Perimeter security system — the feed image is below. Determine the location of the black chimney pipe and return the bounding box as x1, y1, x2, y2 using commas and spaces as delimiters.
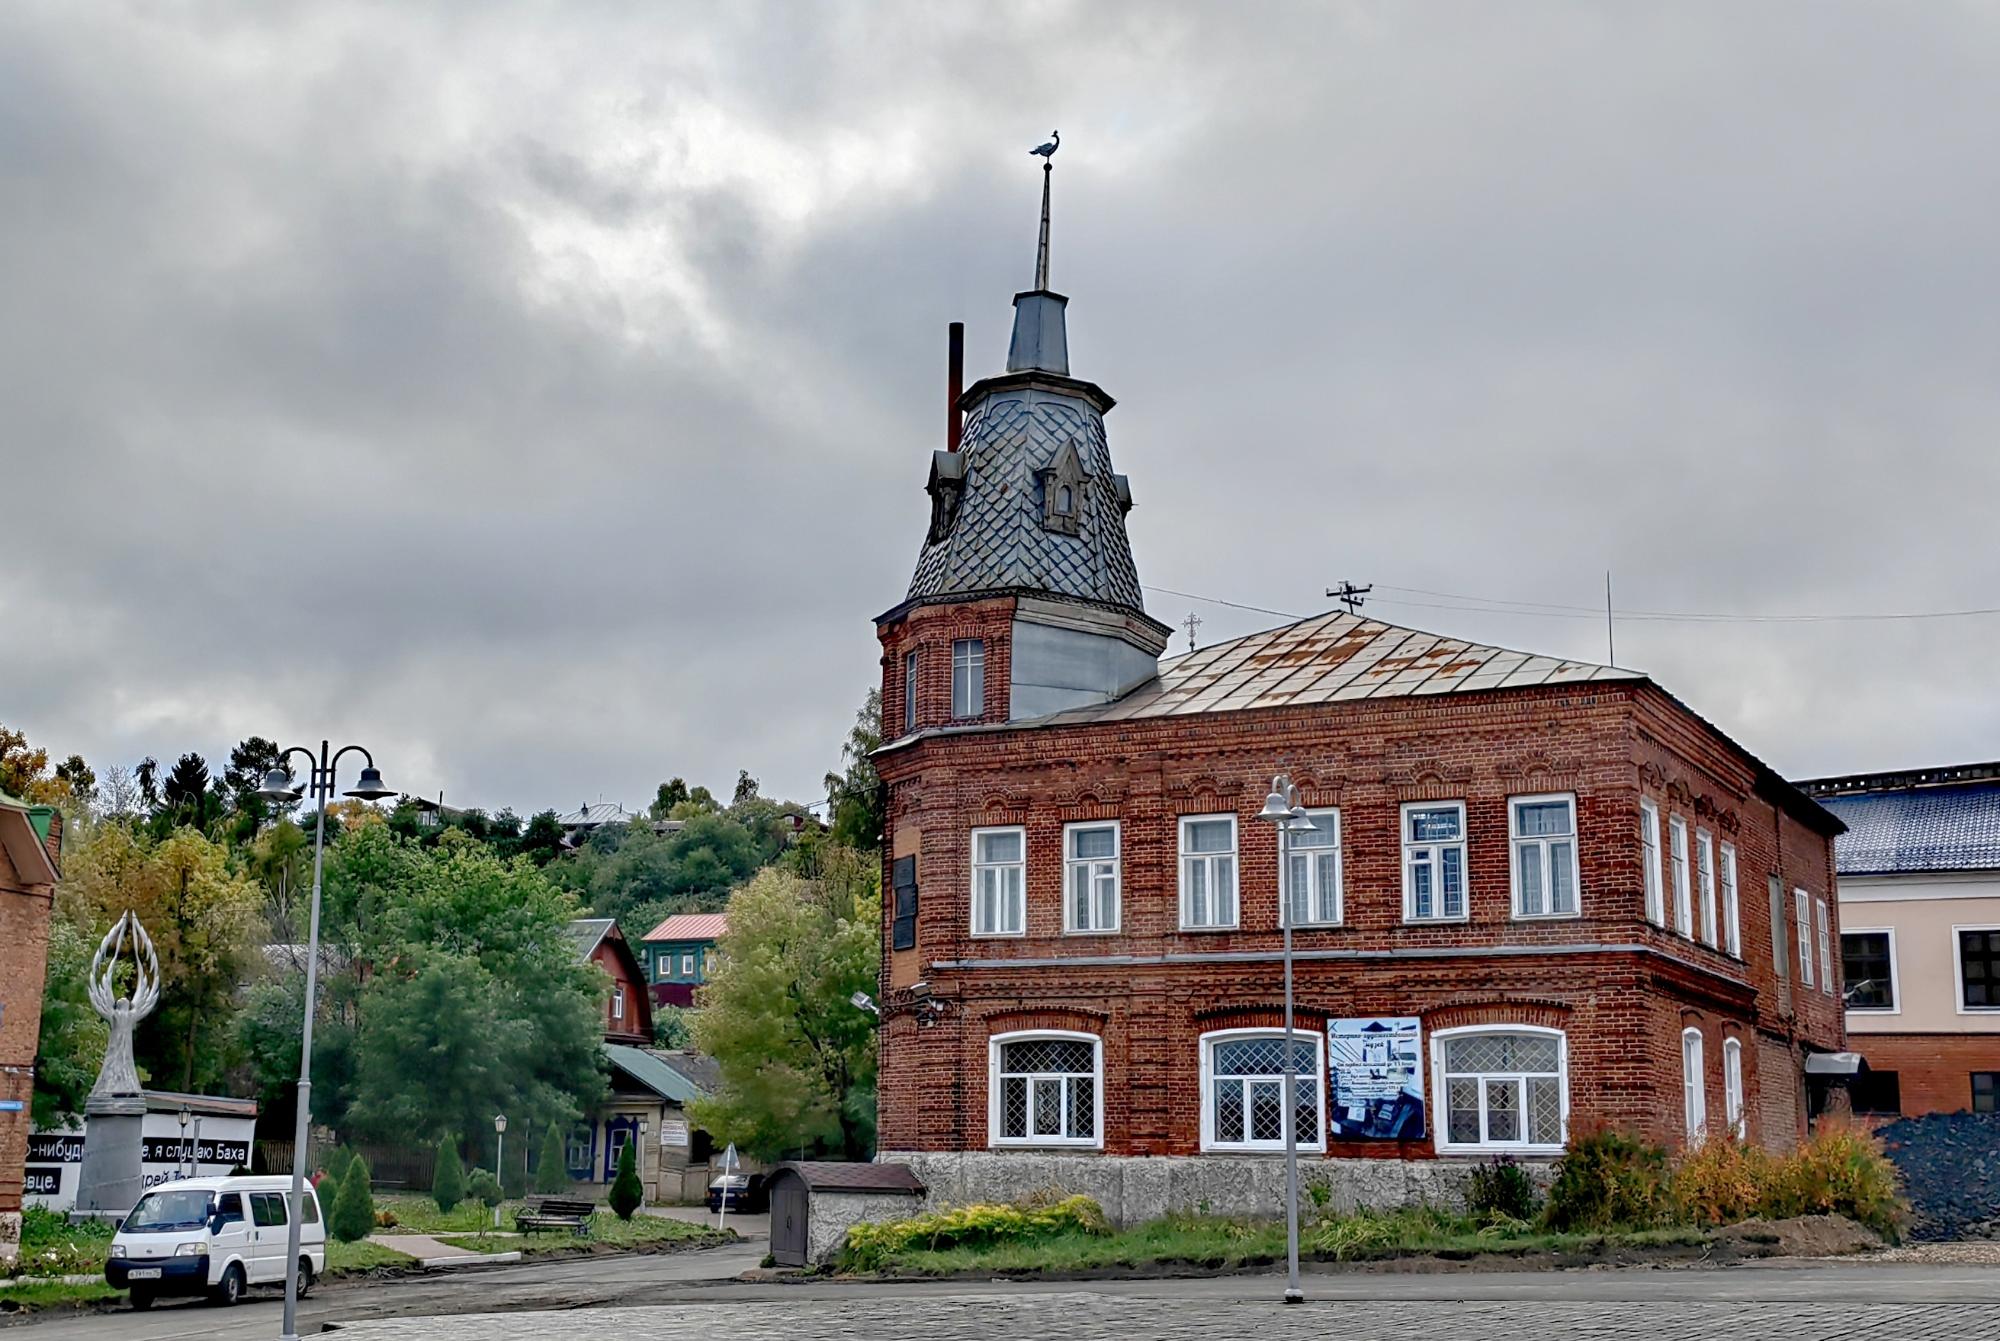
947, 321, 964, 452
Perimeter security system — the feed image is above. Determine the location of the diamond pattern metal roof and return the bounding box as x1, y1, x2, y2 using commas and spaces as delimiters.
1032, 611, 1643, 726
906, 383, 1145, 614
1816, 783, 2000, 874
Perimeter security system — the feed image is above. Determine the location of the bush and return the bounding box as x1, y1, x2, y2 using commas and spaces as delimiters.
1543, 1126, 1670, 1231
534, 1125, 570, 1195
608, 1142, 643, 1220
1765, 1124, 1906, 1238
1670, 1138, 1773, 1226
502, 1151, 528, 1200
1464, 1158, 1539, 1222
319, 1144, 354, 1189
467, 1168, 504, 1209
330, 1154, 376, 1243
433, 1140, 465, 1213
842, 1195, 1110, 1271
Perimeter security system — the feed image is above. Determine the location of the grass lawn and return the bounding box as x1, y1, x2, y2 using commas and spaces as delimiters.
864, 1209, 1710, 1276
0, 1279, 123, 1312
372, 1193, 526, 1235
327, 1239, 417, 1275
13, 1207, 114, 1277
434, 1211, 720, 1257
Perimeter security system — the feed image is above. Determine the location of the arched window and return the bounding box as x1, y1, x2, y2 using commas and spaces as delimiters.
1200, 1029, 1325, 1152
1432, 1026, 1568, 1154
1057, 484, 1073, 513
1723, 1037, 1745, 1141
1682, 1027, 1707, 1144
989, 1032, 1102, 1148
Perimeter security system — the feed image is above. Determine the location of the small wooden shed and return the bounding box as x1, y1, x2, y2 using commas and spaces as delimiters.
767, 1161, 926, 1267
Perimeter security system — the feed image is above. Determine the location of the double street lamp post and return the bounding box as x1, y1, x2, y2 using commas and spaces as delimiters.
258, 743, 394, 1341
1257, 773, 1317, 1306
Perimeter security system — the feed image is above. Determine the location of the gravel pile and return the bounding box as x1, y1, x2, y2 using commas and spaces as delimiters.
1876, 1111, 2000, 1241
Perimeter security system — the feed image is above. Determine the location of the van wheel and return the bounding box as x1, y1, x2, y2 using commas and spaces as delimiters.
208, 1263, 245, 1307
296, 1258, 316, 1298
129, 1287, 155, 1311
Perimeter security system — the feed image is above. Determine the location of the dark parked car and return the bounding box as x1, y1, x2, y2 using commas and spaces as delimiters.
705, 1172, 768, 1214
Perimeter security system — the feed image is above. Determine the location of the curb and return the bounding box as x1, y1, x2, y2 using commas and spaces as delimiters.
417, 1251, 522, 1268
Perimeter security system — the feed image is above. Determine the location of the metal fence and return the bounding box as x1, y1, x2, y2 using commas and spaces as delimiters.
256, 1140, 437, 1189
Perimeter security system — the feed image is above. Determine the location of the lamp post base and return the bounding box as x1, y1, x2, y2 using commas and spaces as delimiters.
1283, 1288, 1304, 1305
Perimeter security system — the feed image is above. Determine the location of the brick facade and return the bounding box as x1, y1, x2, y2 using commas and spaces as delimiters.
0, 807, 60, 1263
1845, 1033, 2000, 1119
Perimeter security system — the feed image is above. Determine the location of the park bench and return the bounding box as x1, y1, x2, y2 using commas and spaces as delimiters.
514, 1195, 596, 1236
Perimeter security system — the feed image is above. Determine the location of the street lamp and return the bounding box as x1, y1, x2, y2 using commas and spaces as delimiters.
178, 1103, 191, 1179
259, 742, 394, 1341
493, 1115, 507, 1228
1257, 773, 1317, 1306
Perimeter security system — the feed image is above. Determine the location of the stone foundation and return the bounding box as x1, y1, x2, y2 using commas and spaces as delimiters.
881, 1151, 1552, 1227
0, 1209, 18, 1266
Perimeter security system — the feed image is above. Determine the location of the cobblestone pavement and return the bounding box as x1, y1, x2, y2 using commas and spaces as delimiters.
329, 1292, 1987, 1339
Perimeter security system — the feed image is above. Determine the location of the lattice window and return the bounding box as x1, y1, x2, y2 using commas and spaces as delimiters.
1436, 1029, 1566, 1152
993, 1035, 1099, 1146
1205, 1033, 1322, 1151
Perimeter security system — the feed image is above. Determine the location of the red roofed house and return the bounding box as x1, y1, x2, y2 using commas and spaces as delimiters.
567, 918, 653, 1046
639, 912, 728, 1008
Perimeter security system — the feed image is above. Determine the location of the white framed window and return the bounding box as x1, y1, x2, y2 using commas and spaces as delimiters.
1064, 822, 1120, 934
1199, 1029, 1324, 1152
1723, 1037, 1746, 1141
989, 1031, 1102, 1148
1433, 1026, 1568, 1154
1669, 817, 1692, 938
1285, 809, 1343, 927
903, 648, 918, 734
1179, 815, 1239, 930
1953, 926, 2000, 1013
1640, 799, 1664, 926
1816, 898, 1832, 993
612, 983, 625, 1021
1720, 843, 1741, 958
680, 952, 695, 976
970, 826, 1026, 937
1682, 1027, 1706, 1144
1841, 928, 1898, 1012
1510, 793, 1579, 919
1770, 876, 1789, 980
1695, 829, 1717, 946
951, 638, 985, 719
1402, 801, 1468, 922
1795, 889, 1814, 986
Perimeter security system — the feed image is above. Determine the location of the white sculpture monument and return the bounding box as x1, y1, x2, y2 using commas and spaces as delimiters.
73, 912, 162, 1219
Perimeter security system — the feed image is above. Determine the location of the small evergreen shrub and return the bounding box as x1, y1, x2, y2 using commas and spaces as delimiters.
608, 1143, 643, 1220
1543, 1125, 1670, 1231
842, 1195, 1109, 1271
330, 1155, 376, 1243
432, 1140, 465, 1214
467, 1168, 504, 1209
1464, 1158, 1539, 1222
534, 1125, 570, 1195
319, 1144, 354, 1189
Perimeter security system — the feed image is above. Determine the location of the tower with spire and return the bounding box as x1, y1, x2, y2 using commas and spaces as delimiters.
879, 146, 1171, 736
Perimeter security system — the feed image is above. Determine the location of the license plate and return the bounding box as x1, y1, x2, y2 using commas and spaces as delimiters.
127, 1268, 162, 1280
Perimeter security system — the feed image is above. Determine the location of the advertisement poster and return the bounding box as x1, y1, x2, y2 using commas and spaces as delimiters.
1327, 1017, 1425, 1140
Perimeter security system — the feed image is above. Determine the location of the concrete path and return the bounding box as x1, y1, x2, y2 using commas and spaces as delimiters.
370, 1233, 520, 1267
642, 1205, 769, 1240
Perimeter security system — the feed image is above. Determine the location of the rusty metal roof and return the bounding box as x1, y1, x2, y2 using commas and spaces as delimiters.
1032, 610, 1643, 725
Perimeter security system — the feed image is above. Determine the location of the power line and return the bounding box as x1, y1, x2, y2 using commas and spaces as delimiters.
1143, 584, 1303, 620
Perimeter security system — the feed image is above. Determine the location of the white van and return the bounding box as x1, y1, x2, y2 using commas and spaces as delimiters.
106, 1175, 326, 1309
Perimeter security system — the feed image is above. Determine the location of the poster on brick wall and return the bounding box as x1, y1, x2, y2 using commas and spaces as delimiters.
1327, 1017, 1426, 1140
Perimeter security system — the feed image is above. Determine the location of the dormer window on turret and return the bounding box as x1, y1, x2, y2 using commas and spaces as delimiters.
1038, 439, 1087, 536
928, 450, 966, 544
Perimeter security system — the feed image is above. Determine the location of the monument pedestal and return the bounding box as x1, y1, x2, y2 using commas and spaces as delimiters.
71, 1093, 148, 1222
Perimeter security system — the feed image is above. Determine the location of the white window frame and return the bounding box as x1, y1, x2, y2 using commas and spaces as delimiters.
1198, 1027, 1327, 1154
1431, 1024, 1570, 1155
1063, 821, 1121, 935
1816, 898, 1832, 994
1682, 1026, 1707, 1144
951, 638, 985, 719
1284, 808, 1343, 928
988, 1030, 1103, 1149
1509, 792, 1581, 920
1723, 1037, 1745, 1141
1695, 828, 1718, 947
903, 648, 918, 734
1840, 926, 1899, 1015
970, 825, 1027, 938
1669, 817, 1693, 938
1179, 814, 1240, 931
1401, 800, 1469, 924
1720, 842, 1741, 958
1953, 924, 2000, 1014
680, 952, 695, 976
1640, 799, 1664, 926
611, 983, 625, 1021
1795, 888, 1814, 986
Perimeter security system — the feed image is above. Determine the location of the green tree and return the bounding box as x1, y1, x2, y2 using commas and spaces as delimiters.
825, 689, 884, 852
649, 778, 690, 820
432, 1138, 465, 1213
32, 916, 108, 1126
690, 859, 879, 1161
156, 752, 223, 832
534, 1124, 570, 1194
652, 1005, 693, 1050
607, 1141, 642, 1219
516, 811, 566, 865
222, 736, 290, 837
330, 1154, 375, 1243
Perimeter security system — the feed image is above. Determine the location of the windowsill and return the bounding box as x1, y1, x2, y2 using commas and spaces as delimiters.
1511, 910, 1582, 922
1403, 914, 1470, 925
1063, 927, 1124, 937
969, 929, 1028, 940
1435, 1144, 1564, 1158
1957, 1005, 2000, 1015
1846, 1006, 1900, 1016
1201, 1143, 1330, 1156
1286, 920, 1345, 931
990, 1139, 1103, 1151
1180, 923, 1242, 933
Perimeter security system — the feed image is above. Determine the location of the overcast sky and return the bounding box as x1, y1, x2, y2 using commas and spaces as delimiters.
6, 2, 1999, 815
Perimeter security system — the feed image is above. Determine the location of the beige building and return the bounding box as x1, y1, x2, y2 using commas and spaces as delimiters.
1804, 763, 2000, 1118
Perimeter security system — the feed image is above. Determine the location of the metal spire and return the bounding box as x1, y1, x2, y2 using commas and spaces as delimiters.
1035, 160, 1052, 291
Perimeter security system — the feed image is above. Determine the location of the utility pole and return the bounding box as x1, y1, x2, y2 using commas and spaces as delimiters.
1327, 581, 1371, 616
1605, 570, 1616, 667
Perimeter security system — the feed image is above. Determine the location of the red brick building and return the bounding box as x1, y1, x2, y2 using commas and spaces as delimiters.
0, 795, 61, 1265
869, 182, 1846, 1217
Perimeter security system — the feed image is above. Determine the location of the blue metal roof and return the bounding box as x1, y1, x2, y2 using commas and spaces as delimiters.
1818, 782, 2000, 874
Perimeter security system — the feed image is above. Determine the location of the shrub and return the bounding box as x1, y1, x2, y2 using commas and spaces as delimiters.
467, 1168, 504, 1209
842, 1195, 1110, 1271
1669, 1138, 1772, 1226
319, 1144, 354, 1189
502, 1152, 528, 1200
330, 1154, 376, 1243
1543, 1125, 1669, 1231
1307, 1205, 1469, 1261
534, 1125, 570, 1195
433, 1140, 465, 1213
608, 1142, 643, 1220
1765, 1124, 1906, 1238
1464, 1158, 1539, 1222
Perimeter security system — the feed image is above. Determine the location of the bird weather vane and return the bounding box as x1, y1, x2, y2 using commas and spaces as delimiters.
87, 911, 161, 1098
1029, 131, 1059, 290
